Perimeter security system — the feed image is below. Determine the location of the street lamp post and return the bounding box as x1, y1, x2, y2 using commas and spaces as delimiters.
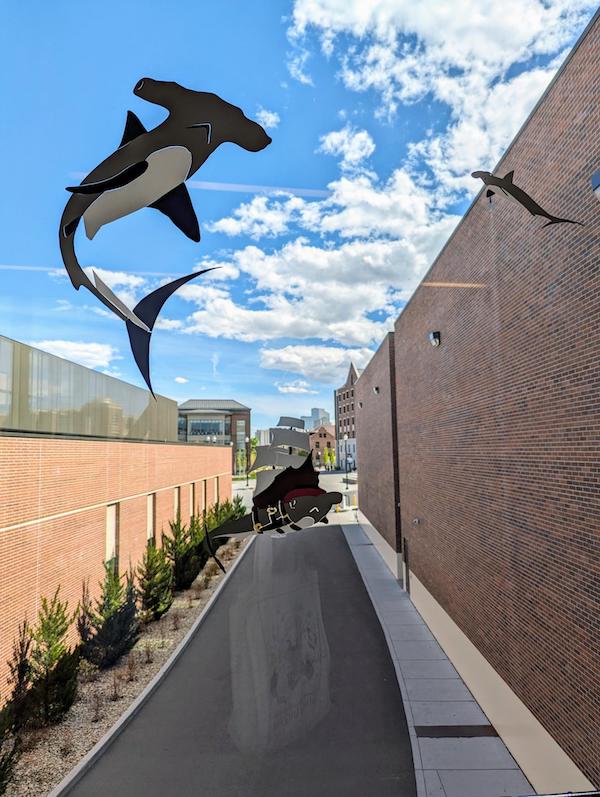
343, 433, 349, 490
245, 435, 250, 487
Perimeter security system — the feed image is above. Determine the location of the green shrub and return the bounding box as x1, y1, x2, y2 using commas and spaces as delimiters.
232, 494, 246, 519
0, 703, 18, 796
29, 588, 79, 726
162, 517, 203, 591
78, 566, 140, 670
136, 543, 173, 622
6, 621, 32, 733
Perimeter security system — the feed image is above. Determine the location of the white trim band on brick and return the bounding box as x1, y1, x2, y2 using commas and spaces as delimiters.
408, 570, 596, 794
0, 472, 231, 534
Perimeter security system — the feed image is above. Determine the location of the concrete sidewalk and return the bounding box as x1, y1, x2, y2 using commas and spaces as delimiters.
342, 521, 534, 797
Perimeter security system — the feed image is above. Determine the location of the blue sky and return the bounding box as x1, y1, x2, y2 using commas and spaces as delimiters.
0, 0, 595, 432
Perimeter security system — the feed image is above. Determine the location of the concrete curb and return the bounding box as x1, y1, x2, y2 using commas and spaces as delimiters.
48, 535, 256, 797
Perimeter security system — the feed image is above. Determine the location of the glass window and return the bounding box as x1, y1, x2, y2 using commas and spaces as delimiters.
189, 417, 224, 436
236, 418, 246, 437
146, 494, 155, 543
106, 504, 119, 569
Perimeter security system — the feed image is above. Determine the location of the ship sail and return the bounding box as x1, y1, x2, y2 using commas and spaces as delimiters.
250, 447, 307, 473
270, 427, 310, 451
252, 415, 312, 505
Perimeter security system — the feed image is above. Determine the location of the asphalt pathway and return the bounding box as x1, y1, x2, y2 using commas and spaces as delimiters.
63, 526, 417, 797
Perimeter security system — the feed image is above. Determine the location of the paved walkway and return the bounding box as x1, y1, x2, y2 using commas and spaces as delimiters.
342, 522, 534, 797
59, 526, 417, 797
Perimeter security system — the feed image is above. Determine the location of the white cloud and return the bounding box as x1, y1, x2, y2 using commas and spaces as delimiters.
261, 345, 373, 384
210, 352, 220, 376
29, 340, 121, 370
256, 107, 281, 129
287, 48, 314, 85
317, 126, 375, 171
174, 376, 189, 384
205, 194, 306, 240
276, 379, 319, 394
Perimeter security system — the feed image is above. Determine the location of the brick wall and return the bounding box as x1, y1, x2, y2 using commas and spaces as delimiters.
0, 437, 231, 701
356, 334, 400, 554
357, 12, 600, 785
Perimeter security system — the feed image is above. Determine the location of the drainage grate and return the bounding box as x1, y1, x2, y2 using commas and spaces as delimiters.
414, 724, 499, 738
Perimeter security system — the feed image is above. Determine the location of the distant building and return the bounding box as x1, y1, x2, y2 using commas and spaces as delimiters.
255, 428, 271, 446
334, 363, 361, 468
309, 424, 336, 468
301, 407, 330, 431
178, 399, 251, 475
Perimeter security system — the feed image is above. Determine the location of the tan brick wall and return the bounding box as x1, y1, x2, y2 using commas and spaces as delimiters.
0, 437, 231, 702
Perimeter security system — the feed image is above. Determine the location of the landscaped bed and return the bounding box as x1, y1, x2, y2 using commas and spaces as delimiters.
3, 535, 250, 797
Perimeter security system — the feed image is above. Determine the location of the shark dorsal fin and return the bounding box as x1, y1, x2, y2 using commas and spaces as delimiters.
504, 170, 515, 183
119, 111, 147, 147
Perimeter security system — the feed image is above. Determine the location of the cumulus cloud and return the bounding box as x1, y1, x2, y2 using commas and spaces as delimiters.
276, 379, 319, 394
256, 107, 281, 129
317, 126, 375, 172
261, 345, 373, 383
29, 340, 121, 370
287, 48, 314, 85
174, 376, 189, 384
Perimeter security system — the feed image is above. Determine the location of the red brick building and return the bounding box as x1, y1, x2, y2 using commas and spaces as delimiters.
357, 10, 600, 792
309, 424, 336, 468
0, 338, 231, 699
334, 362, 360, 468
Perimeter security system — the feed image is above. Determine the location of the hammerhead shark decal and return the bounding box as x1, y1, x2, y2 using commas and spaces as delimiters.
59, 78, 272, 395
471, 170, 583, 229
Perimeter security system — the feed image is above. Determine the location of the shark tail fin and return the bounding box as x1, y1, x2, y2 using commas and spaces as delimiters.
541, 217, 584, 229
126, 267, 219, 397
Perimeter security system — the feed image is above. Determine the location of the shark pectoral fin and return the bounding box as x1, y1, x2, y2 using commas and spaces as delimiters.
486, 189, 495, 198
66, 161, 149, 195
504, 170, 515, 182
119, 111, 147, 147
150, 183, 200, 242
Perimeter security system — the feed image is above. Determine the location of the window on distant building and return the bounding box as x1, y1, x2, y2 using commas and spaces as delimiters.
106, 503, 119, 571
315, 441, 320, 448
174, 486, 181, 517
189, 482, 195, 517
147, 494, 155, 544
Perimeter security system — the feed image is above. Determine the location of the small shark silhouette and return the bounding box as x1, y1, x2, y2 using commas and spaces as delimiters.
471, 170, 583, 229
59, 78, 272, 395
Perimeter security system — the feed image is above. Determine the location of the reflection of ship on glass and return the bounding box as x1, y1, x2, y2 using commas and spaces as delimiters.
250, 416, 310, 504
228, 536, 331, 753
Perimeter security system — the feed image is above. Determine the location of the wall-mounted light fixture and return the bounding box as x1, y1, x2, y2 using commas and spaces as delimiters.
358, 401, 363, 408
429, 331, 441, 347
372, 386, 380, 394
592, 169, 600, 202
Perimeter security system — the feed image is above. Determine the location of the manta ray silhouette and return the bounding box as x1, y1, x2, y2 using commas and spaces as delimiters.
471, 170, 583, 229
59, 78, 272, 396
204, 454, 342, 571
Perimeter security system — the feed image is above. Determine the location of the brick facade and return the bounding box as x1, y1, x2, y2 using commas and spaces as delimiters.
0, 437, 231, 701
356, 12, 600, 785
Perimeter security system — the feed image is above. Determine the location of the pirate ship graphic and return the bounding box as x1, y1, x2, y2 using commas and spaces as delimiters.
204, 416, 342, 568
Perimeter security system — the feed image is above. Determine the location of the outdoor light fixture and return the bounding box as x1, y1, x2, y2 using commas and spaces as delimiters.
373, 386, 380, 394
429, 331, 441, 347
358, 401, 363, 408
592, 169, 600, 202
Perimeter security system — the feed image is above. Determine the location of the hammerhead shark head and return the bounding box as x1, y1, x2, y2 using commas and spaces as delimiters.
59, 78, 272, 395
471, 170, 583, 229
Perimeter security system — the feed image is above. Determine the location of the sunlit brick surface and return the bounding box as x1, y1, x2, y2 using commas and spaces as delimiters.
0, 437, 231, 700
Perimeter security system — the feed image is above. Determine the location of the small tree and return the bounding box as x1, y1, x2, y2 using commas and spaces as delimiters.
6, 621, 32, 732
136, 543, 173, 622
29, 587, 79, 725
162, 517, 203, 591
78, 566, 140, 670
232, 494, 246, 519
0, 703, 18, 796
